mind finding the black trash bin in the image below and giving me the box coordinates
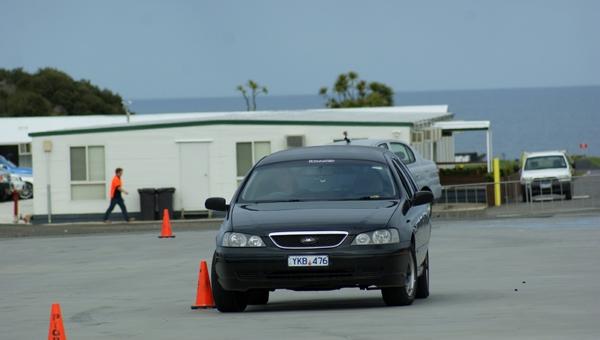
[156,187,176,219]
[138,188,157,220]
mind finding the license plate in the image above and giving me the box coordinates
[288,255,329,267]
[540,181,552,189]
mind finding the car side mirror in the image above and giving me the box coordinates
[412,191,434,206]
[205,197,228,211]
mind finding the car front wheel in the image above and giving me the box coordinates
[381,248,416,306]
[211,255,248,313]
[416,252,429,299]
[565,184,572,200]
[19,182,33,199]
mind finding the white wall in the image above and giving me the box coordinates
[436,136,455,163]
[411,136,455,163]
[32,124,412,215]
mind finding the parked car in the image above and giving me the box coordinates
[0,156,33,199]
[520,150,573,201]
[10,174,27,198]
[206,145,433,312]
[333,139,442,199]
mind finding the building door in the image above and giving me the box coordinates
[177,141,211,212]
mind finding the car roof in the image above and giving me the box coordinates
[258,145,392,166]
[331,139,406,146]
[524,151,567,158]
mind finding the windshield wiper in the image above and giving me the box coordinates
[247,199,305,203]
[337,196,388,201]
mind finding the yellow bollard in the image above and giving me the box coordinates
[493,158,501,207]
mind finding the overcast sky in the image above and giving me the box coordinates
[1,0,599,99]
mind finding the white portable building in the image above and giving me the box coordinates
[28,106,456,221]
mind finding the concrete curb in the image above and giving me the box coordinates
[3,207,600,238]
[0,218,223,238]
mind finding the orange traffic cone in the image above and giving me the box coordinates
[48,303,67,340]
[191,260,215,309]
[158,208,175,238]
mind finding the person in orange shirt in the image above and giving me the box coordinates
[103,167,132,223]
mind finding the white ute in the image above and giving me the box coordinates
[520,151,573,201]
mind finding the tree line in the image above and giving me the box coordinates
[0,67,394,116]
[0,67,126,117]
[240,71,394,110]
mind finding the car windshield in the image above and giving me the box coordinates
[524,156,567,170]
[239,159,397,203]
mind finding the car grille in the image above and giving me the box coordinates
[269,231,348,249]
[533,177,558,182]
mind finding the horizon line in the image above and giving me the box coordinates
[130,84,600,102]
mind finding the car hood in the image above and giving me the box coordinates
[231,200,399,235]
[521,168,570,179]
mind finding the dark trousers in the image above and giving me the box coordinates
[103,196,129,221]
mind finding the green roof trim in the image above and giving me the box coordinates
[441,127,489,132]
[28,119,417,137]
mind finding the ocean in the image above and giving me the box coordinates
[130,86,600,159]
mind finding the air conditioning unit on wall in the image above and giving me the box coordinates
[286,135,305,148]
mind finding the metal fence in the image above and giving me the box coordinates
[437,173,600,216]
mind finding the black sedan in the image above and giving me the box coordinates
[206,145,433,312]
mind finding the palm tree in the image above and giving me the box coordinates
[237,80,268,111]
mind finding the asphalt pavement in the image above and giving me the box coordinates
[2,214,600,339]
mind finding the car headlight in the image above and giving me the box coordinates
[221,232,265,247]
[352,228,399,245]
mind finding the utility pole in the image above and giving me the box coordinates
[123,100,132,123]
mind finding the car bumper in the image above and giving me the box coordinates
[524,180,571,196]
[213,246,411,291]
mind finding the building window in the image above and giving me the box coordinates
[18,143,31,155]
[70,146,106,200]
[236,141,271,184]
[411,131,423,143]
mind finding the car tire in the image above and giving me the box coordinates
[381,247,416,306]
[521,185,527,202]
[565,185,572,200]
[415,252,429,299]
[211,255,248,313]
[19,182,33,200]
[247,289,269,305]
